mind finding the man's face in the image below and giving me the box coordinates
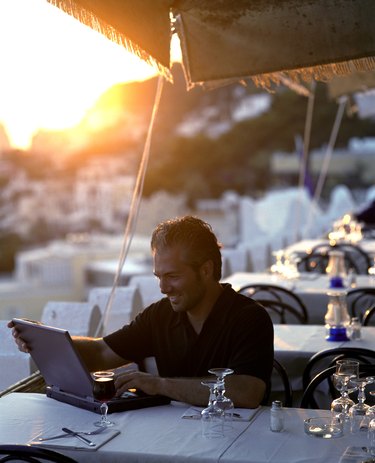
[153,244,207,314]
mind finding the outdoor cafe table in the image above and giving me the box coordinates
[223,271,374,324]
[273,324,375,393]
[0,392,371,463]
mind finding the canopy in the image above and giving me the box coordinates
[47,0,375,90]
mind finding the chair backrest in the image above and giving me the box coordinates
[300,363,375,409]
[302,346,375,390]
[301,347,375,409]
[298,242,371,275]
[346,287,375,321]
[41,301,102,337]
[237,283,308,324]
[127,275,162,308]
[0,444,78,462]
[87,286,143,335]
[268,358,293,407]
[363,305,375,326]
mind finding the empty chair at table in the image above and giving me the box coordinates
[41,301,101,337]
[0,444,78,463]
[87,286,143,335]
[363,305,375,326]
[300,363,375,410]
[347,287,375,322]
[237,283,308,324]
[298,242,372,275]
[301,347,375,409]
[263,358,293,408]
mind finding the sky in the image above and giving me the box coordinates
[0,0,178,149]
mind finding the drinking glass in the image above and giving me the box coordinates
[200,379,224,439]
[349,376,374,433]
[92,370,116,427]
[331,360,359,421]
[366,391,375,421]
[368,417,375,454]
[208,368,234,424]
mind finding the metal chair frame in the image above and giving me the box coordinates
[301,347,375,409]
[347,287,375,321]
[262,358,293,407]
[363,305,375,326]
[238,283,308,324]
[300,363,375,409]
[298,242,371,275]
[0,445,78,463]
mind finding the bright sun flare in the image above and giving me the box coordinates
[0,0,178,150]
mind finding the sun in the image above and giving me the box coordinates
[0,0,179,150]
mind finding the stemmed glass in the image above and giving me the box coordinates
[200,379,224,439]
[349,376,374,433]
[92,370,116,427]
[331,360,359,421]
[208,368,234,424]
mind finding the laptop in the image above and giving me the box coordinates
[11,318,170,413]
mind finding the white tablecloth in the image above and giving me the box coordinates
[223,271,374,324]
[0,393,370,463]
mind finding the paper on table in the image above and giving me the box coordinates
[28,428,120,452]
[181,406,260,422]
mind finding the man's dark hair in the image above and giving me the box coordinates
[151,216,222,281]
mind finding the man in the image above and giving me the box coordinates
[10,216,273,408]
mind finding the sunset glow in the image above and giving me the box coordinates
[0,0,177,150]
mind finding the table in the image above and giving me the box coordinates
[0,393,370,463]
[273,324,375,395]
[223,271,374,324]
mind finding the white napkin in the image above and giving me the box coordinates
[181,406,260,422]
[29,427,120,452]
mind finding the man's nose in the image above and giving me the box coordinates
[158,277,171,294]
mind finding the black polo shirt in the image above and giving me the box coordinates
[104,284,274,383]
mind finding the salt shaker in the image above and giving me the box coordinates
[348,317,361,340]
[270,400,284,432]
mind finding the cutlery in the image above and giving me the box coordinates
[38,426,105,442]
[61,427,96,447]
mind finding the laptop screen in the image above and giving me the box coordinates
[12,318,93,398]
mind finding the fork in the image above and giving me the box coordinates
[38,426,105,441]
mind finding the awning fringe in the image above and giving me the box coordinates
[251,57,375,92]
[47,0,173,82]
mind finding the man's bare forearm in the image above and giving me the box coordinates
[73,336,125,372]
[157,375,264,408]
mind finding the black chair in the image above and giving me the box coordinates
[363,305,375,326]
[0,445,78,463]
[301,347,375,409]
[300,363,375,409]
[237,283,308,324]
[347,287,375,322]
[298,242,371,275]
[263,359,293,408]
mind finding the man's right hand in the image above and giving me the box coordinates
[7,319,33,353]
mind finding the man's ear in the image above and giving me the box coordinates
[200,259,214,279]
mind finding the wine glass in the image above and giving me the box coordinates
[208,368,234,424]
[200,380,224,439]
[92,370,116,427]
[331,360,359,421]
[349,376,374,433]
[366,391,375,420]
